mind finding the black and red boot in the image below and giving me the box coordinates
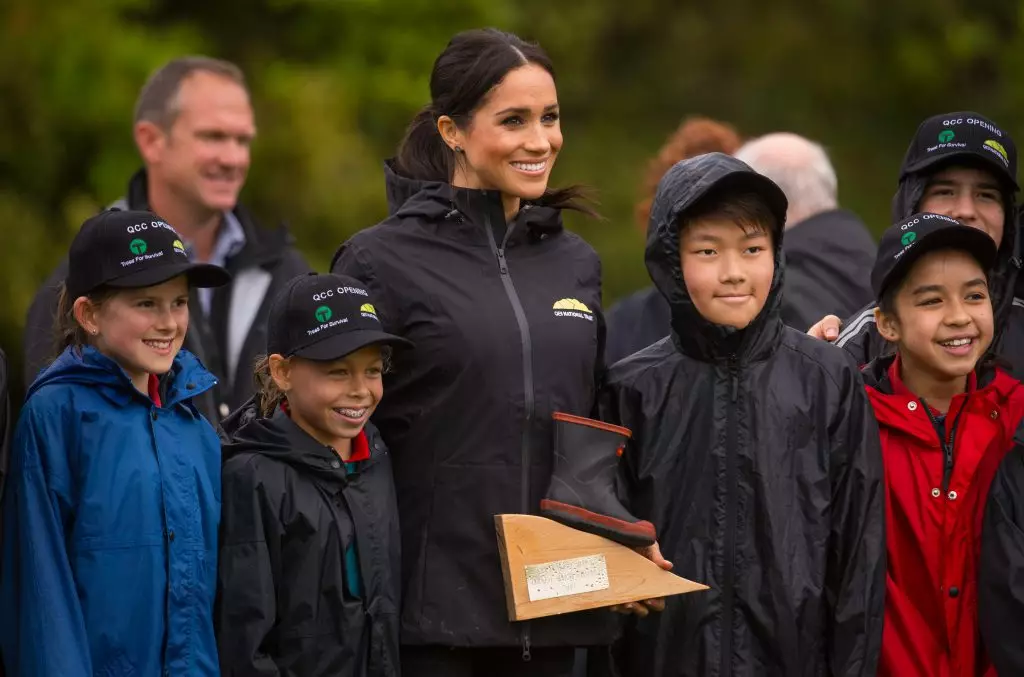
[539,412,656,548]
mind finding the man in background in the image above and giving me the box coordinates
[23,56,309,422]
[735,132,876,331]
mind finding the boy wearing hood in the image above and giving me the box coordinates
[216,273,411,677]
[600,153,886,676]
[815,113,1023,376]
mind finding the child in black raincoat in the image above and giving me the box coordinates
[216,273,411,677]
[599,154,886,676]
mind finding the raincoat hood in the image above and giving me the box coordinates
[644,152,789,362]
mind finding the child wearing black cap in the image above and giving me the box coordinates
[0,209,230,675]
[813,112,1024,377]
[216,272,410,677]
[588,153,885,676]
[860,213,1024,677]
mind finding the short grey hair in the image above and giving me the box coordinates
[734,132,838,227]
[133,56,248,129]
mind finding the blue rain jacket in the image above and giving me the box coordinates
[0,346,221,676]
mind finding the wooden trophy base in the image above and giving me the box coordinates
[494,514,707,621]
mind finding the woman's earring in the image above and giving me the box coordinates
[454,145,463,153]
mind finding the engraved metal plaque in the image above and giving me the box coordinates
[524,554,610,602]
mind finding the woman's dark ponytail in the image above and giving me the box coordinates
[394,106,454,184]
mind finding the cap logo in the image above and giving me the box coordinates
[172,239,186,255]
[553,298,594,322]
[938,129,956,143]
[360,303,378,319]
[129,238,147,255]
[901,231,917,246]
[984,139,1009,165]
[315,305,333,323]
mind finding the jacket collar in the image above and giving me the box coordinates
[30,345,216,410]
[863,353,1014,444]
[381,159,564,249]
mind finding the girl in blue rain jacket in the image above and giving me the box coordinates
[0,209,229,676]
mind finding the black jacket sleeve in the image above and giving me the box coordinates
[332,240,399,335]
[277,247,312,286]
[825,367,886,676]
[833,303,893,369]
[23,260,68,386]
[217,457,282,676]
[979,439,1024,675]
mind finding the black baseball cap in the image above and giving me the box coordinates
[267,273,413,361]
[66,209,231,298]
[871,212,998,299]
[900,112,1018,190]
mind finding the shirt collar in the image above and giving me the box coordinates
[184,211,246,267]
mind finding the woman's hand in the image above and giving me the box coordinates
[610,541,673,617]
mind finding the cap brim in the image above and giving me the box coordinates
[106,262,232,291]
[878,227,999,298]
[902,151,1019,190]
[291,329,414,361]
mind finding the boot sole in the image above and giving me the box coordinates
[539,499,656,548]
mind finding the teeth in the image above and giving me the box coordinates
[511,161,545,172]
[336,408,366,418]
[940,338,972,347]
[144,340,171,348]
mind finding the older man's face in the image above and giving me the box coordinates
[150,71,256,215]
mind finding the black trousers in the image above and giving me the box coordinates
[400,645,576,677]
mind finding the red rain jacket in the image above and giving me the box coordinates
[863,355,1024,677]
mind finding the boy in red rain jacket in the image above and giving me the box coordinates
[863,212,1024,677]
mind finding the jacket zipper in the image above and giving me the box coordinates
[720,356,739,677]
[921,397,968,493]
[484,211,534,662]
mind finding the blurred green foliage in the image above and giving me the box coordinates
[3,0,1024,396]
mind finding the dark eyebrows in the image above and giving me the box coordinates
[927,178,1002,193]
[494,103,559,117]
[911,278,987,296]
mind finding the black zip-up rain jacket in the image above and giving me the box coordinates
[602,154,886,677]
[979,419,1024,675]
[216,402,401,677]
[835,171,1023,375]
[331,162,615,651]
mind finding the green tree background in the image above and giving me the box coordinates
[3,0,1023,397]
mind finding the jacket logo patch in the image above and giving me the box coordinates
[553,298,594,322]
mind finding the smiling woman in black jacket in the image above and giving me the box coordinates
[332,28,611,677]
